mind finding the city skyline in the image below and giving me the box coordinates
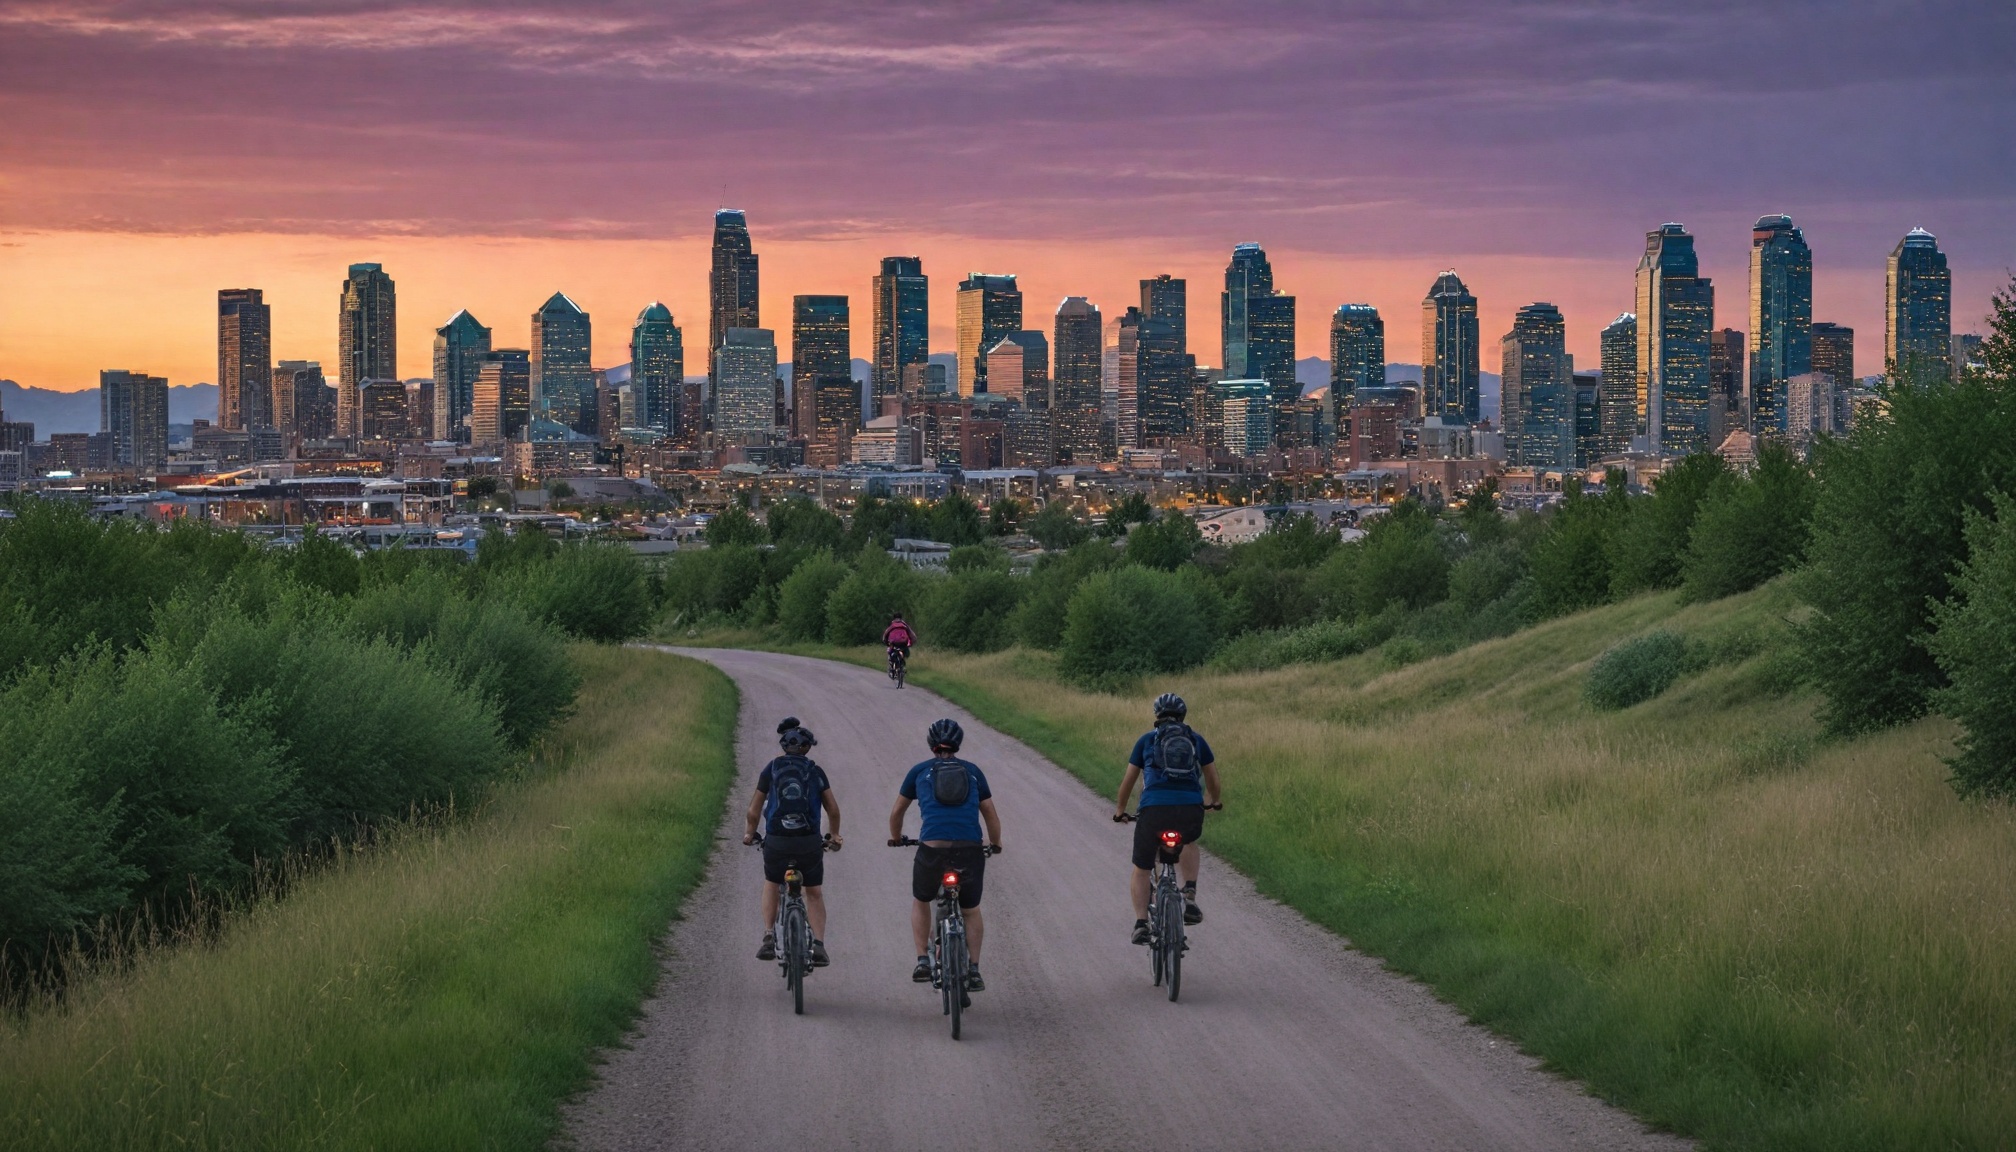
[2,2,2010,393]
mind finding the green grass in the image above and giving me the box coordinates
[794,583,2016,1151]
[0,645,739,1152]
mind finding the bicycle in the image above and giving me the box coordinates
[749,833,837,1015]
[1116,804,1220,1002]
[887,645,908,688]
[889,837,998,1039]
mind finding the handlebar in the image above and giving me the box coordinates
[746,833,842,851]
[1114,802,1224,823]
[887,837,1002,856]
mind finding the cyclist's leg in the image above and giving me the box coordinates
[910,900,931,955]
[805,885,827,939]
[1130,867,1152,919]
[1178,841,1202,885]
[761,880,781,926]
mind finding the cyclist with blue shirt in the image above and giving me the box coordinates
[888,718,1003,991]
[743,718,842,967]
[1112,693,1221,944]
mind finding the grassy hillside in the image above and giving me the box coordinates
[851,582,2015,1151]
[0,646,738,1152]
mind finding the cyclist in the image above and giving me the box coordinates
[887,718,1002,991]
[1113,692,1220,945]
[883,614,915,672]
[743,717,842,967]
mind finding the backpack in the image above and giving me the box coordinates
[1151,723,1201,784]
[768,756,819,833]
[930,758,971,807]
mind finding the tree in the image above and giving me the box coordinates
[547,479,574,501]
[704,503,767,547]
[988,498,1025,537]
[1101,492,1156,536]
[1608,452,1728,594]
[947,543,1010,573]
[767,497,844,551]
[1680,440,1815,602]
[921,568,1025,653]
[776,551,850,642]
[1027,501,1090,551]
[930,490,987,546]
[1124,512,1202,571]
[1524,472,1628,620]
[1353,500,1448,615]
[1058,565,1218,686]
[1927,494,2016,798]
[1015,540,1120,649]
[825,548,924,645]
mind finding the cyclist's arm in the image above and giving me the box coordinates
[1114,762,1142,816]
[888,795,913,842]
[821,789,842,844]
[743,786,766,844]
[978,797,1002,849]
[1201,760,1221,807]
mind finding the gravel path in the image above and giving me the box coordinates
[561,647,1688,1152]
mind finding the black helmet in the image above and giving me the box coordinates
[927,718,964,754]
[1153,692,1187,720]
[777,717,815,751]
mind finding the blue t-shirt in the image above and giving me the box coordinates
[757,756,831,837]
[1129,726,1214,809]
[899,757,993,842]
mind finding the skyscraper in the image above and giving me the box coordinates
[792,295,853,459]
[1421,271,1481,424]
[1141,274,1188,354]
[1501,303,1571,469]
[338,263,396,438]
[359,378,410,440]
[984,331,1050,407]
[1811,322,1855,392]
[872,256,928,406]
[531,292,594,435]
[1635,223,1716,455]
[274,360,330,443]
[1599,313,1638,457]
[432,309,491,444]
[1221,244,1297,440]
[1135,276,1191,445]
[1886,228,1952,385]
[956,274,1022,396]
[714,327,778,441]
[218,288,272,431]
[1053,297,1103,463]
[1330,304,1385,407]
[630,303,683,436]
[708,210,760,422]
[472,349,531,441]
[99,369,169,470]
[1748,214,1813,435]
[1710,328,1745,433]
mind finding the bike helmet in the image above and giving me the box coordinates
[776,717,816,751]
[927,718,964,754]
[1153,692,1187,720]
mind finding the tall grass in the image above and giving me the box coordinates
[866,581,2016,1151]
[0,646,738,1152]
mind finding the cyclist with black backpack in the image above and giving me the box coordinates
[1113,693,1221,944]
[888,718,1003,991]
[743,718,843,967]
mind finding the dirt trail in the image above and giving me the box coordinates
[563,648,1687,1152]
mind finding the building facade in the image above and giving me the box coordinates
[359,378,410,440]
[100,369,169,470]
[1216,377,1274,458]
[792,295,853,462]
[1811,322,1855,392]
[432,309,491,444]
[1053,296,1103,463]
[1599,313,1638,457]
[1421,271,1480,424]
[1330,304,1385,408]
[1501,302,1572,469]
[872,256,928,407]
[1886,228,1951,385]
[218,288,272,432]
[472,349,531,441]
[1221,244,1297,441]
[1748,214,1813,435]
[1710,328,1745,436]
[956,274,1022,396]
[531,292,594,435]
[714,327,778,441]
[630,303,683,437]
[338,263,396,438]
[708,210,760,415]
[1635,223,1716,455]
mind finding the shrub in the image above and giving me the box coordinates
[1124,513,1203,571]
[1027,501,1090,551]
[703,504,767,547]
[930,490,987,546]
[825,548,924,645]
[776,552,850,642]
[1211,617,1369,672]
[1681,440,1816,602]
[1585,630,1694,710]
[504,541,652,642]
[1058,565,1218,687]
[1526,474,1627,620]
[1353,502,1448,616]
[766,497,843,551]
[1448,541,1525,611]
[1609,452,1728,595]
[920,567,1025,653]
[1015,540,1120,649]
[660,544,767,625]
[1927,494,2016,798]
[947,543,1010,573]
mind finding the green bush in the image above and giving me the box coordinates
[1608,453,1728,595]
[660,544,767,624]
[825,548,924,645]
[501,541,651,643]
[930,490,987,546]
[947,543,1010,573]
[1124,512,1202,571]
[1015,540,1120,649]
[1027,501,1089,550]
[1058,565,1218,687]
[1927,494,2016,798]
[920,568,1024,653]
[1585,630,1694,710]
[1353,502,1448,616]
[775,552,849,642]
[1526,474,1627,620]
[703,504,767,547]
[766,497,844,551]
[1448,541,1525,611]
[1681,441,1816,602]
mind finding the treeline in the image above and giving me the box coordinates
[0,502,655,975]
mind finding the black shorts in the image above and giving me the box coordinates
[1132,804,1206,869]
[762,833,826,886]
[912,843,986,908]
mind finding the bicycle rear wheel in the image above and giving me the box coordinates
[1163,893,1184,1002]
[785,906,806,1015]
[947,934,966,1040]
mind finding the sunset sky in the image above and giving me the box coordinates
[2,1,2011,392]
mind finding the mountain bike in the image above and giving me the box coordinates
[750,833,837,1015]
[887,645,908,688]
[890,838,998,1039]
[1117,805,1220,1002]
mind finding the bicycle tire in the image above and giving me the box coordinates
[1163,892,1184,1002]
[947,929,966,1040]
[785,905,806,1015]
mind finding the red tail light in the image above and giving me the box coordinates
[942,871,960,886]
[1161,830,1183,848]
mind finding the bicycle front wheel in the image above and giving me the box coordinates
[785,907,807,1015]
[1161,890,1185,1002]
[947,935,967,1040]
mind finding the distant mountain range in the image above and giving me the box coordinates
[1,380,218,435]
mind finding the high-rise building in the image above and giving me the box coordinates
[1952,333,1985,380]
[1501,302,1572,469]
[984,331,1050,408]
[714,327,778,441]
[630,303,683,435]
[218,288,272,431]
[531,292,594,435]
[338,263,396,438]
[471,349,531,441]
[1635,223,1716,455]
[272,359,328,443]
[1135,278,1191,446]
[1599,313,1638,457]
[1811,322,1855,391]
[1141,274,1188,363]
[1886,228,1952,385]
[360,378,409,440]
[99,369,169,470]
[1221,244,1297,440]
[1053,297,1104,463]
[1748,214,1813,435]
[1574,372,1603,467]
[872,256,928,407]
[1330,304,1385,407]
[792,295,853,460]
[1709,328,1745,433]
[708,210,760,420]
[1421,271,1481,424]
[1115,308,1143,450]
[432,309,491,444]
[956,274,1022,396]
[1216,378,1274,458]
[407,379,435,440]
